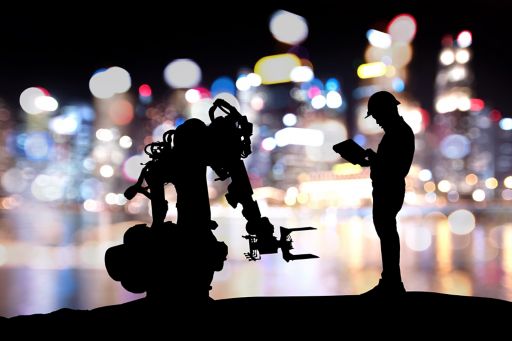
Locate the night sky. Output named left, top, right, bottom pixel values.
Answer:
left=0, top=1, right=510, bottom=116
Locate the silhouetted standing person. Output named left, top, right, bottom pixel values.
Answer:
left=360, top=91, right=415, bottom=295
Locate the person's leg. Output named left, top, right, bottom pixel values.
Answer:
left=374, top=212, right=401, bottom=282
left=370, top=187, right=405, bottom=294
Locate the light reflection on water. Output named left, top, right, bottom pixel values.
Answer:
left=0, top=203, right=511, bottom=317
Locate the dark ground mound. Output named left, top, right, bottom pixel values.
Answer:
left=2, top=292, right=509, bottom=337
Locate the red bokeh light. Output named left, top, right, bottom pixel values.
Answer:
left=138, top=84, right=152, bottom=97
left=490, top=109, right=502, bottom=122
left=470, top=99, right=485, bottom=112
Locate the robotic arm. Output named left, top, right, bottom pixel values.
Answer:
left=228, top=158, right=317, bottom=262
left=208, top=99, right=318, bottom=262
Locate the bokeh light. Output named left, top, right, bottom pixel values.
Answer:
left=163, top=59, right=201, bottom=89
left=325, top=78, right=340, bottom=92
left=31, top=174, right=65, bottom=202
left=49, top=112, right=80, bottom=135
left=366, top=29, right=391, bottom=48
left=122, top=154, right=150, bottom=182
left=472, top=189, right=486, bottom=202
left=275, top=127, right=324, bottom=147
left=311, top=95, right=326, bottom=109
left=99, top=165, right=114, bottom=178
left=357, top=62, right=387, bottom=79
left=119, top=136, right=133, bottom=149
left=465, top=173, right=478, bottom=186
left=211, top=77, right=235, bottom=96
left=305, top=120, right=346, bottom=162
left=455, top=49, right=471, bottom=64
left=19, top=87, right=46, bottom=114
left=269, top=10, right=308, bottom=45
left=34, top=95, right=58, bottom=112
left=448, top=209, right=476, bottom=235
left=290, top=66, right=314, bottom=83
left=152, top=121, right=174, bottom=142
left=250, top=96, right=265, bottom=111
left=504, top=176, right=512, bottom=189
left=108, top=99, right=134, bottom=125
left=499, top=118, right=512, bottom=131
left=235, top=75, right=251, bottom=91
left=282, top=113, right=297, bottom=127
left=96, top=128, right=114, bottom=142
left=138, top=84, right=152, bottom=97
left=438, top=180, right=451, bottom=193
left=1, top=168, right=27, bottom=194
left=185, top=89, right=201, bottom=103
left=190, top=98, right=214, bottom=123
left=485, top=177, right=498, bottom=189
left=405, top=226, right=432, bottom=251
left=246, top=73, right=262, bottom=87
left=387, top=14, right=417, bottom=43
left=212, top=92, right=241, bottom=113
left=89, top=66, right=131, bottom=99
left=326, top=91, right=342, bottom=109
left=502, top=189, right=512, bottom=200
left=440, top=134, right=471, bottom=159
left=418, top=169, right=432, bottom=181
left=261, top=137, right=277, bottom=151
left=440, top=49, right=455, bottom=65
left=457, top=30, right=472, bottom=48
left=255, top=53, right=301, bottom=85
left=24, top=132, right=51, bottom=160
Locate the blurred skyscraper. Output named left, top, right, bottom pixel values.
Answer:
left=353, top=14, right=428, bottom=205
left=237, top=9, right=348, bottom=202
left=431, top=31, right=497, bottom=202
left=0, top=100, right=15, bottom=200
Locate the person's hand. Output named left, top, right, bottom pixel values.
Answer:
left=358, top=158, right=370, bottom=167
left=358, top=149, right=376, bottom=167
left=365, top=148, right=377, bottom=160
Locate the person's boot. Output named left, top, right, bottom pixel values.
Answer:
left=362, top=278, right=406, bottom=297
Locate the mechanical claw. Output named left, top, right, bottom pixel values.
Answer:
left=242, top=226, right=318, bottom=262
left=279, top=226, right=319, bottom=262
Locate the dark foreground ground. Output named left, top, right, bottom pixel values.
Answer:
left=1, top=292, right=510, bottom=337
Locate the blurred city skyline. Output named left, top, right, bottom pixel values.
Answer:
left=0, top=1, right=511, bottom=316
left=0, top=1, right=510, bottom=115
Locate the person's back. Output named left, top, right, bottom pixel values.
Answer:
left=370, top=115, right=415, bottom=186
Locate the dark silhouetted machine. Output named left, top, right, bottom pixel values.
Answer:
left=105, top=99, right=317, bottom=303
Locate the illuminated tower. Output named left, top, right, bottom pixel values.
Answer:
left=0, top=100, right=16, bottom=199
left=50, top=104, right=96, bottom=204
left=495, top=114, right=512, bottom=199
left=431, top=31, right=494, bottom=202
left=88, top=66, right=135, bottom=211
left=353, top=14, right=428, bottom=205
left=354, top=14, right=423, bottom=147
left=7, top=87, right=65, bottom=203
left=240, top=9, right=348, bottom=196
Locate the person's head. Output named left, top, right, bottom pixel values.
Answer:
left=365, top=91, right=400, bottom=130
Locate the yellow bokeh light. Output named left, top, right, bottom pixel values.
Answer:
left=254, top=54, right=301, bottom=85
left=485, top=177, right=498, bottom=189
left=332, top=163, right=362, bottom=176
left=356, top=62, right=387, bottom=79
left=504, top=176, right=512, bottom=189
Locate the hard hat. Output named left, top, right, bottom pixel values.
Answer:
left=365, top=91, right=401, bottom=118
